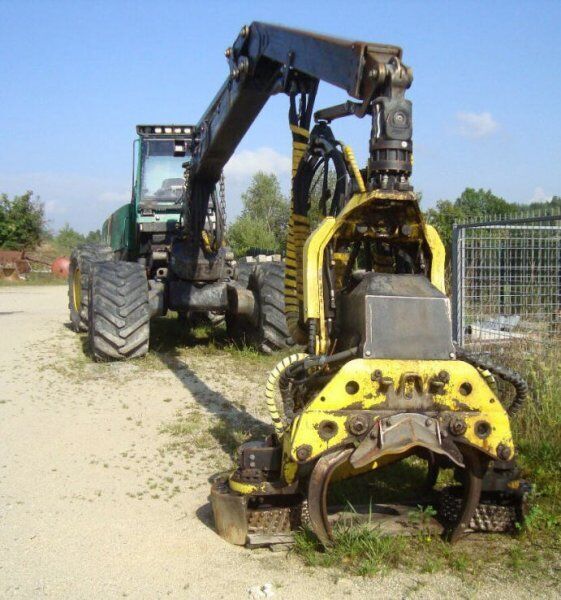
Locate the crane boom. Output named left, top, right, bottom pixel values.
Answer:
left=185, top=22, right=413, bottom=240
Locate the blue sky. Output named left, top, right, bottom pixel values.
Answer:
left=1, top=0, right=560, bottom=233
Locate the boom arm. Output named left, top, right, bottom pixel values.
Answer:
left=185, top=22, right=414, bottom=240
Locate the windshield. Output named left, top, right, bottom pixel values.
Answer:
left=139, top=139, right=187, bottom=206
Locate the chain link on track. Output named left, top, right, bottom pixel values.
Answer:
left=247, top=502, right=309, bottom=534
left=438, top=486, right=519, bottom=532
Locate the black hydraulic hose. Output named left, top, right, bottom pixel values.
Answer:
left=307, top=319, right=317, bottom=355
left=455, top=347, right=529, bottom=416
left=286, top=345, right=360, bottom=381
left=279, top=345, right=360, bottom=420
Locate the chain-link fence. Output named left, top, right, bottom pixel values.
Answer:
left=452, top=212, right=561, bottom=355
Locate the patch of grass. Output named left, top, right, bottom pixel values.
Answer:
left=0, top=272, right=66, bottom=286
left=294, top=523, right=560, bottom=581
left=147, top=315, right=281, bottom=369
left=294, top=526, right=408, bottom=575
left=209, top=419, right=268, bottom=456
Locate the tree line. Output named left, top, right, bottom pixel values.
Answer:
left=0, top=191, right=101, bottom=253
left=1, top=182, right=559, bottom=258
left=228, top=174, right=561, bottom=258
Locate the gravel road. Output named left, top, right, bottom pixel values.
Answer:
left=0, top=285, right=556, bottom=599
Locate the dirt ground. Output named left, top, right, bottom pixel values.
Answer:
left=0, top=285, right=557, bottom=599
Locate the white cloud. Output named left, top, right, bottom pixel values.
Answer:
left=455, top=111, right=499, bottom=139
left=44, top=199, right=67, bottom=215
left=225, top=147, right=291, bottom=178
left=530, top=186, right=552, bottom=203
left=224, top=147, right=292, bottom=219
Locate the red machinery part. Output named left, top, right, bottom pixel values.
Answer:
left=51, top=256, right=70, bottom=279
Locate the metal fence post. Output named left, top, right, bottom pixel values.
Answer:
left=451, top=225, right=463, bottom=345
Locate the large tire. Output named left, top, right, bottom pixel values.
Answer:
left=236, top=260, right=254, bottom=288
left=88, top=261, right=150, bottom=361
left=236, top=261, right=293, bottom=354
left=68, top=244, right=113, bottom=332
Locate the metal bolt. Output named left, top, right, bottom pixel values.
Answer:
left=438, top=370, right=450, bottom=384
left=425, top=418, right=433, bottom=427
left=347, top=414, right=370, bottom=436
left=449, top=416, right=467, bottom=436
left=371, top=369, right=383, bottom=381
left=385, top=418, right=392, bottom=427
left=296, top=445, right=312, bottom=462
left=497, top=443, right=512, bottom=461
left=365, top=350, right=371, bottom=357
left=240, top=25, right=250, bottom=38
left=225, top=47, right=232, bottom=58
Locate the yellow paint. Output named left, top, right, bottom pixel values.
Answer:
left=302, top=217, right=337, bottom=353
left=343, top=145, right=366, bottom=193
left=424, top=224, right=446, bottom=293
left=301, top=188, right=429, bottom=353
left=228, top=476, right=264, bottom=495
left=287, top=358, right=514, bottom=466
left=72, top=268, right=82, bottom=312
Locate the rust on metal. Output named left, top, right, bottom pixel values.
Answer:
left=0, top=250, right=30, bottom=280
left=307, top=447, right=353, bottom=546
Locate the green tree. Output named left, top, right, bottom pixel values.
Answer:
left=228, top=172, right=290, bottom=256
left=455, top=187, right=515, bottom=217
left=425, top=199, right=465, bottom=250
left=85, top=229, right=102, bottom=244
left=239, top=172, right=289, bottom=245
left=527, top=195, right=561, bottom=212
left=54, top=223, right=86, bottom=252
left=227, top=216, right=278, bottom=257
left=426, top=188, right=517, bottom=250
left=0, top=191, right=45, bottom=250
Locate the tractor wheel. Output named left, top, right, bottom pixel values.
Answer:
left=68, top=244, right=113, bottom=332
left=87, top=261, right=150, bottom=361
left=246, top=261, right=293, bottom=354
left=236, top=259, right=254, bottom=288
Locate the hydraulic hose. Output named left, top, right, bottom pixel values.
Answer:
left=455, top=347, right=529, bottom=416
left=286, top=345, right=360, bottom=380
left=265, top=353, right=308, bottom=435
left=268, top=346, right=360, bottom=434
left=342, top=145, right=366, bottom=193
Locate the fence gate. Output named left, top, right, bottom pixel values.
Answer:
left=452, top=212, right=561, bottom=356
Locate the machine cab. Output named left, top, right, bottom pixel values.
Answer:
left=134, top=124, right=195, bottom=213
left=101, top=125, right=194, bottom=256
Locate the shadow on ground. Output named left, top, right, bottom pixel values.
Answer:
left=150, top=317, right=270, bottom=455
left=74, top=315, right=439, bottom=539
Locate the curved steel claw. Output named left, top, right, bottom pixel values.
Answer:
left=307, top=447, right=353, bottom=547
left=424, top=451, right=440, bottom=493
left=445, top=446, right=487, bottom=544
